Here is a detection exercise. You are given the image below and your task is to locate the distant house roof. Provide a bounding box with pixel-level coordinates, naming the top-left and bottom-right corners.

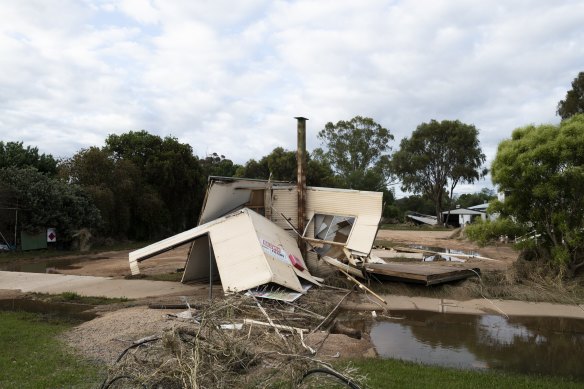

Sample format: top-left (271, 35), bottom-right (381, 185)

top-left (468, 203), bottom-right (489, 211)
top-left (442, 207), bottom-right (484, 216)
top-left (406, 212), bottom-right (437, 225)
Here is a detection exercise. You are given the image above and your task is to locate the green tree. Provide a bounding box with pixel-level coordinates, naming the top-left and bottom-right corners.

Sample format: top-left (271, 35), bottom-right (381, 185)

top-left (0, 141), bottom-right (57, 175)
top-left (391, 119), bottom-right (487, 222)
top-left (199, 153), bottom-right (240, 178)
top-left (234, 158), bottom-right (270, 180)
top-left (0, 166), bottom-right (101, 245)
top-left (59, 147), bottom-right (141, 238)
top-left (236, 147), bottom-right (340, 187)
top-left (557, 71), bottom-right (584, 120)
top-left (105, 131), bottom-right (204, 236)
top-left (491, 114), bottom-right (584, 274)
top-left (316, 116), bottom-right (394, 191)
top-left (395, 195), bottom-right (437, 220)
top-left (456, 188), bottom-right (496, 209)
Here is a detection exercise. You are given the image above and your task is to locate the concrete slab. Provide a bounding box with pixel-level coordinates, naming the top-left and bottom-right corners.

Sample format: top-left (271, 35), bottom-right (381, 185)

top-left (0, 271), bottom-right (201, 299)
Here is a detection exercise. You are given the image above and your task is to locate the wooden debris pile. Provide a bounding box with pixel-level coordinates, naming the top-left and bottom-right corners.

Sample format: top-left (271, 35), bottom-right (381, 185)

top-left (100, 289), bottom-right (364, 389)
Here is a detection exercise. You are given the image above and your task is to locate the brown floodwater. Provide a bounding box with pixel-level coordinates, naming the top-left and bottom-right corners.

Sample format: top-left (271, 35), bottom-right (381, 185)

top-left (0, 298), bottom-right (97, 320)
top-left (0, 257), bottom-right (89, 273)
top-left (370, 310), bottom-right (584, 379)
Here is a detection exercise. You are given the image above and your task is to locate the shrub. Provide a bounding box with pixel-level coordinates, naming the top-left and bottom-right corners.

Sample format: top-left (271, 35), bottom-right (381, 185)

top-left (465, 218), bottom-right (527, 246)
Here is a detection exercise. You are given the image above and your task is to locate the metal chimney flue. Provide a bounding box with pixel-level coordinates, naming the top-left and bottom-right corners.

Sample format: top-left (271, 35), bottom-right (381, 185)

top-left (295, 116), bottom-right (308, 257)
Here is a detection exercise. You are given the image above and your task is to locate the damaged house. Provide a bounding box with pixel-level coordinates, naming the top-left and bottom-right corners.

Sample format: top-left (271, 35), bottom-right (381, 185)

top-left (129, 176), bottom-right (383, 295)
top-left (129, 118), bottom-right (477, 295)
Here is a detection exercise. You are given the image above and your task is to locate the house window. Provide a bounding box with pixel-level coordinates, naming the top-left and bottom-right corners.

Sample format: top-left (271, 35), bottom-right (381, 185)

top-left (305, 213), bottom-right (355, 257)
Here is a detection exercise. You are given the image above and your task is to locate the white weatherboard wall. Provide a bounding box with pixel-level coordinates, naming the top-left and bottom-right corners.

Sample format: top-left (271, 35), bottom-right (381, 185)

top-left (129, 209), bottom-right (319, 294)
top-left (305, 187), bottom-right (382, 255)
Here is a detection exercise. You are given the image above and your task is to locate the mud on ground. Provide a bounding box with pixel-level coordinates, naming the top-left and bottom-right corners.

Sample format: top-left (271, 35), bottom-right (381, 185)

top-left (3, 230), bottom-right (519, 375)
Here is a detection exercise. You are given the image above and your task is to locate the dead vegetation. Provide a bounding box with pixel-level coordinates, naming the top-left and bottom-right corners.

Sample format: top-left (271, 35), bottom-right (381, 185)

top-left (99, 289), bottom-right (367, 389)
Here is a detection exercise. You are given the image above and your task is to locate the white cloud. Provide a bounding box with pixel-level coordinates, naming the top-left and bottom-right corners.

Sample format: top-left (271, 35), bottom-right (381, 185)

top-left (1, 0), bottom-right (583, 195)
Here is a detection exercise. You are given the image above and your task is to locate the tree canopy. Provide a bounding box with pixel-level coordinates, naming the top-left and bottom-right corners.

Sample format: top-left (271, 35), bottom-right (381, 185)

top-left (456, 188), bottom-right (496, 209)
top-left (235, 147), bottom-right (339, 187)
top-left (316, 116), bottom-right (394, 191)
top-left (59, 131), bottom-right (206, 240)
top-left (391, 119), bottom-right (487, 221)
top-left (0, 166), bottom-right (101, 244)
top-left (491, 114), bottom-right (584, 273)
top-left (557, 71), bottom-right (584, 120)
top-left (0, 141), bottom-right (57, 175)
top-left (105, 131), bottom-right (204, 236)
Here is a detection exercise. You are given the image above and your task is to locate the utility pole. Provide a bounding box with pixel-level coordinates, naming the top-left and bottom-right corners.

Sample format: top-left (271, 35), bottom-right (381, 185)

top-left (295, 117), bottom-right (308, 260)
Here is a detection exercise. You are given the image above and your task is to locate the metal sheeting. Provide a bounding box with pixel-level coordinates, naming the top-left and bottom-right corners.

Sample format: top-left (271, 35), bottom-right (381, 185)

top-left (407, 214), bottom-right (438, 225)
top-left (442, 208), bottom-right (485, 216)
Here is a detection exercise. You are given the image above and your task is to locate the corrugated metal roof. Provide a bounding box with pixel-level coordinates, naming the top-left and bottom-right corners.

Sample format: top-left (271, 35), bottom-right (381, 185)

top-left (442, 208), bottom-right (485, 215)
top-left (406, 214), bottom-right (438, 225)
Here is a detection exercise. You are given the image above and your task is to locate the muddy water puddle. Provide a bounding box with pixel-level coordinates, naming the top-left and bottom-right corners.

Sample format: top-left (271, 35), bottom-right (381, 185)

top-left (0, 256), bottom-right (90, 273)
top-left (370, 310), bottom-right (584, 378)
top-left (0, 298), bottom-right (98, 320)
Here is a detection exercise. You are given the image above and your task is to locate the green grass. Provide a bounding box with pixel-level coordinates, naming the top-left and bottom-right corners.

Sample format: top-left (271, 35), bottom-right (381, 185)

top-left (340, 358), bottom-right (583, 388)
top-left (31, 291), bottom-right (130, 305)
top-left (0, 311), bottom-right (104, 388)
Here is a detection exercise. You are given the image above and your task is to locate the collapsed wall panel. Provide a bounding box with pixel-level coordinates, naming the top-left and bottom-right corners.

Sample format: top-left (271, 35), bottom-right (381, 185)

top-left (305, 187), bottom-right (382, 254)
top-left (129, 208), bottom-right (319, 295)
top-left (182, 234), bottom-right (217, 282)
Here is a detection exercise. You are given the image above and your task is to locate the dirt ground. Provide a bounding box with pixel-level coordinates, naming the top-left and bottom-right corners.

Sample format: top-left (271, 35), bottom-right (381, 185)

top-left (2, 230), bottom-right (520, 367)
top-left (49, 229), bottom-right (518, 279)
top-left (55, 245), bottom-right (190, 278)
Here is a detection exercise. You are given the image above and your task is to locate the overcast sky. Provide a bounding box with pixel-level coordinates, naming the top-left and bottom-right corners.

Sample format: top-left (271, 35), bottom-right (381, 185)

top-left (1, 1), bottom-right (582, 196)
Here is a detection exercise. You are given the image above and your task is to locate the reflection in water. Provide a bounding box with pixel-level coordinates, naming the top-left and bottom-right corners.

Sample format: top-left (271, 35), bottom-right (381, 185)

top-left (0, 299), bottom-right (97, 320)
top-left (0, 257), bottom-right (86, 273)
top-left (371, 310), bottom-right (584, 379)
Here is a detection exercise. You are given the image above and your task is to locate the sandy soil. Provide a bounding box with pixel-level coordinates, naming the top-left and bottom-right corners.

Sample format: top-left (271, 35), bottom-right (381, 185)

top-left (54, 244), bottom-right (190, 278)
top-left (3, 230), bottom-right (524, 368)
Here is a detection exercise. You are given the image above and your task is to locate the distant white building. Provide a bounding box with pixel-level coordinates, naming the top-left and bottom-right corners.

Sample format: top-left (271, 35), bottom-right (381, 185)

top-left (442, 203), bottom-right (498, 227)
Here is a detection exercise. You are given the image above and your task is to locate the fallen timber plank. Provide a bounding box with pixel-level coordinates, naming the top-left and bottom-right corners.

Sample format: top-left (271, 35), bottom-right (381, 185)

top-left (364, 262), bottom-right (478, 286)
top-left (392, 246), bottom-right (499, 262)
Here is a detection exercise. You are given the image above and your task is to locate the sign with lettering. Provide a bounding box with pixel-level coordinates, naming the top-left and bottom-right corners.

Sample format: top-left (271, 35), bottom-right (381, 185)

top-left (259, 238), bottom-right (289, 264)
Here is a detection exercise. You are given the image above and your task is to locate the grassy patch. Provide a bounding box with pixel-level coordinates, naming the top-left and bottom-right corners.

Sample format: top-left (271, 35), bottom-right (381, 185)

top-left (0, 311), bottom-right (104, 388)
top-left (31, 291), bottom-right (130, 305)
top-left (340, 358), bottom-right (583, 388)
